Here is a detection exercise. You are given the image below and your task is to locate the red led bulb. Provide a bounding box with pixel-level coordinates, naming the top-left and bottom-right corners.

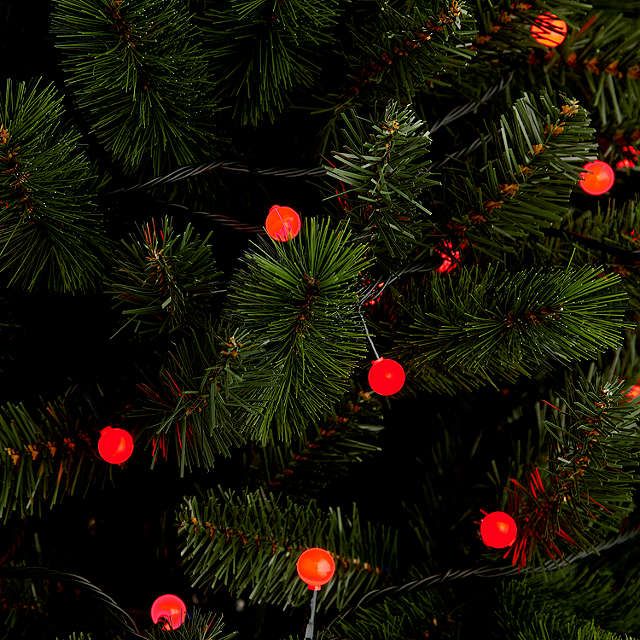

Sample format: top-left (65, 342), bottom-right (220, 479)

top-left (617, 158), bottom-right (635, 170)
top-left (97, 426), bottom-right (134, 465)
top-left (435, 240), bottom-right (462, 274)
top-left (150, 594), bottom-right (187, 631)
top-left (530, 12), bottom-right (568, 48)
top-left (626, 384), bottom-right (640, 401)
top-left (368, 357), bottom-right (406, 396)
top-left (578, 160), bottom-right (615, 195)
top-left (296, 548), bottom-right (336, 590)
top-left (480, 511), bottom-right (517, 549)
top-left (265, 205), bottom-right (301, 242)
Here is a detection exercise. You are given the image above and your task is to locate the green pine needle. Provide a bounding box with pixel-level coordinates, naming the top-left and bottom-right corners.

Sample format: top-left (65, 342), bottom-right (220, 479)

top-left (400, 264), bottom-right (629, 392)
top-left (0, 390), bottom-right (105, 522)
top-left (107, 216), bottom-right (222, 337)
top-left (178, 487), bottom-right (397, 612)
top-left (51, 0), bottom-right (218, 174)
top-left (0, 78), bottom-right (105, 293)
top-left (228, 217), bottom-right (371, 444)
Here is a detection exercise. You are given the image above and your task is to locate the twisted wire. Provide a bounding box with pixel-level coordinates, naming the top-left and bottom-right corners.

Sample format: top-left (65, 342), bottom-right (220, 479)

top-left (330, 527), bottom-right (640, 625)
top-left (167, 202), bottom-right (264, 235)
top-left (111, 162), bottom-right (327, 194)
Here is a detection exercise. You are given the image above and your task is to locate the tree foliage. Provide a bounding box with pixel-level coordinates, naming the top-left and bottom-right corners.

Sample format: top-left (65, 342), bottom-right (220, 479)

top-left (107, 216), bottom-right (221, 337)
top-left (51, 0), bottom-right (217, 174)
top-left (0, 389), bottom-right (105, 522)
top-left (178, 487), bottom-right (397, 612)
top-left (0, 78), bottom-right (104, 292)
top-left (201, 0), bottom-right (342, 126)
top-left (228, 218), bottom-right (371, 443)
top-left (399, 264), bottom-right (628, 393)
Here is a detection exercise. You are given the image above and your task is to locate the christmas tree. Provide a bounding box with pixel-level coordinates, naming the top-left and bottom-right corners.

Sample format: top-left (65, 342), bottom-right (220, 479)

top-left (2, 0), bottom-right (640, 638)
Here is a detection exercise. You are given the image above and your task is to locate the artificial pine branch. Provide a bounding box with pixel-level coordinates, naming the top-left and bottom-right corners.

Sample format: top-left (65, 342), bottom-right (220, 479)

top-left (505, 616), bottom-right (638, 640)
top-left (399, 264), bottom-right (628, 392)
top-left (341, 0), bottom-right (477, 104)
top-left (107, 216), bottom-right (222, 337)
top-left (447, 91), bottom-right (596, 256)
top-left (51, 0), bottom-right (217, 174)
top-left (541, 199), bottom-right (640, 313)
top-left (144, 609), bottom-right (236, 640)
top-left (0, 389), bottom-right (105, 522)
top-left (201, 0), bottom-right (343, 126)
top-left (326, 101), bottom-right (437, 262)
top-left (499, 549), bottom-right (640, 639)
top-left (178, 488), bottom-right (397, 612)
top-left (466, 3), bottom-right (640, 130)
top-left (0, 566), bottom-right (139, 637)
top-left (319, 589), bottom-right (446, 640)
top-left (228, 218), bottom-right (371, 443)
top-left (135, 327), bottom-right (250, 475)
top-left (504, 370), bottom-right (640, 567)
top-left (256, 387), bottom-right (384, 495)
top-left (0, 78), bottom-right (105, 292)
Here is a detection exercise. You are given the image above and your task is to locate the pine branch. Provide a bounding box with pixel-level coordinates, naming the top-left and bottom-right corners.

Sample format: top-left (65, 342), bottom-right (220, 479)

top-left (466, 4), bottom-right (640, 130)
top-left (499, 549), bottom-right (640, 640)
top-left (144, 609), bottom-right (236, 640)
top-left (135, 327), bottom-right (249, 475)
top-left (0, 389), bottom-right (106, 522)
top-left (505, 616), bottom-right (637, 640)
top-left (341, 0), bottom-right (477, 103)
top-left (326, 101), bottom-right (437, 261)
top-left (228, 218), bottom-right (371, 444)
top-left (0, 566), bottom-right (140, 637)
top-left (446, 91), bottom-right (596, 256)
top-left (107, 216), bottom-right (222, 337)
top-left (399, 264), bottom-right (628, 393)
top-left (201, 0), bottom-right (342, 126)
top-left (540, 199), bottom-right (640, 314)
top-left (531, 11), bottom-right (640, 128)
top-left (319, 590), bottom-right (445, 640)
top-left (178, 488), bottom-right (397, 612)
top-left (256, 387), bottom-right (384, 495)
top-left (0, 78), bottom-right (105, 292)
top-left (51, 0), bottom-right (217, 174)
top-left (505, 370), bottom-right (640, 568)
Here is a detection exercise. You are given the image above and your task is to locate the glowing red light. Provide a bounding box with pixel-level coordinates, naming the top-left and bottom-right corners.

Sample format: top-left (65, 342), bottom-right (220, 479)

top-left (436, 241), bottom-right (462, 273)
top-left (296, 548), bottom-right (336, 590)
top-left (368, 357), bottom-right (406, 396)
top-left (578, 160), bottom-right (615, 196)
top-left (626, 384), bottom-right (640, 401)
top-left (265, 205), bottom-right (301, 242)
top-left (617, 158), bottom-right (635, 170)
top-left (97, 426), bottom-right (134, 465)
top-left (530, 12), bottom-right (568, 48)
top-left (151, 594), bottom-right (187, 631)
top-left (480, 511), bottom-right (517, 549)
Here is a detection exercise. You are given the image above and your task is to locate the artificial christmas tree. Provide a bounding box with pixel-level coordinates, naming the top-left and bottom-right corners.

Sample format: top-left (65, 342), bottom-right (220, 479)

top-left (1, 0), bottom-right (640, 639)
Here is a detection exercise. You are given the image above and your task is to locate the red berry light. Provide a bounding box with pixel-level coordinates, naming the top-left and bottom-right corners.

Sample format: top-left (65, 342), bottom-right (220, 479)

top-left (368, 357), bottom-right (406, 396)
top-left (480, 511), bottom-right (517, 549)
top-left (296, 548), bottom-right (336, 590)
top-left (436, 240), bottom-right (462, 274)
top-left (265, 205), bottom-right (301, 242)
top-left (626, 384), bottom-right (640, 401)
top-left (530, 12), bottom-right (568, 48)
top-left (617, 158), bottom-right (635, 170)
top-left (578, 160), bottom-right (615, 196)
top-left (97, 426), bottom-right (134, 465)
top-left (151, 594), bottom-right (187, 631)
